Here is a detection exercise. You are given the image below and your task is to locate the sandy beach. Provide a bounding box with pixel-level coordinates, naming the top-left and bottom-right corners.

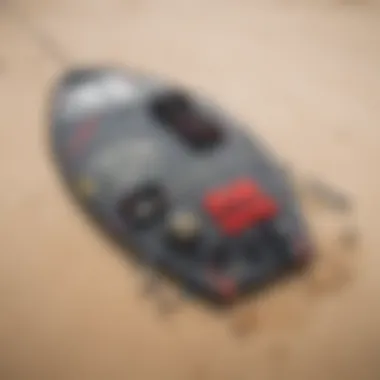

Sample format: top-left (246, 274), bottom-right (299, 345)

top-left (0, 0), bottom-right (379, 379)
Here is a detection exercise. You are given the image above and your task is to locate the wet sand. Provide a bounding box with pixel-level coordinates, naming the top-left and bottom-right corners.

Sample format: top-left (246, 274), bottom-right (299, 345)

top-left (0, 1), bottom-right (380, 379)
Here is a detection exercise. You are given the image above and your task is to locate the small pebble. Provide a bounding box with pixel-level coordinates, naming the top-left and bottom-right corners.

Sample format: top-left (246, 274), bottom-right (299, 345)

top-left (306, 179), bottom-right (352, 212)
top-left (156, 291), bottom-right (181, 316)
top-left (231, 306), bottom-right (258, 337)
top-left (142, 271), bottom-right (162, 296)
top-left (339, 225), bottom-right (359, 249)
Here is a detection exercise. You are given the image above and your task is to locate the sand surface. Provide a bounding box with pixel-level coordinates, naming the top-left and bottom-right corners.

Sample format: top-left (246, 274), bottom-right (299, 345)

top-left (0, 0), bottom-right (380, 379)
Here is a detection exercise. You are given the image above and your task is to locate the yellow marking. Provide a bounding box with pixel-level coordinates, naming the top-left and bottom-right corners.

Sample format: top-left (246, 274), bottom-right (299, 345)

top-left (77, 177), bottom-right (97, 198)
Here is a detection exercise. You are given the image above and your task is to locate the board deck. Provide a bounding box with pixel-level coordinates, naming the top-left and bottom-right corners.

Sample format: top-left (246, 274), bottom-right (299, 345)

top-left (49, 67), bottom-right (313, 304)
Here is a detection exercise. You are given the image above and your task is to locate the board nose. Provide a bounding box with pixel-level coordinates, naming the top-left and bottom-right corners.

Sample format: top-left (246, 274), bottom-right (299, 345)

top-left (50, 67), bottom-right (142, 123)
top-left (49, 67), bottom-right (103, 115)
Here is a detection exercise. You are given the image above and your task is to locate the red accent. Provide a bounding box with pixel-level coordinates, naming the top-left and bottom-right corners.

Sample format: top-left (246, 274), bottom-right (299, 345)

top-left (208, 271), bottom-right (237, 299)
top-left (68, 119), bottom-right (98, 156)
top-left (204, 179), bottom-right (278, 235)
top-left (204, 179), bottom-right (259, 215)
top-left (217, 277), bottom-right (237, 299)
